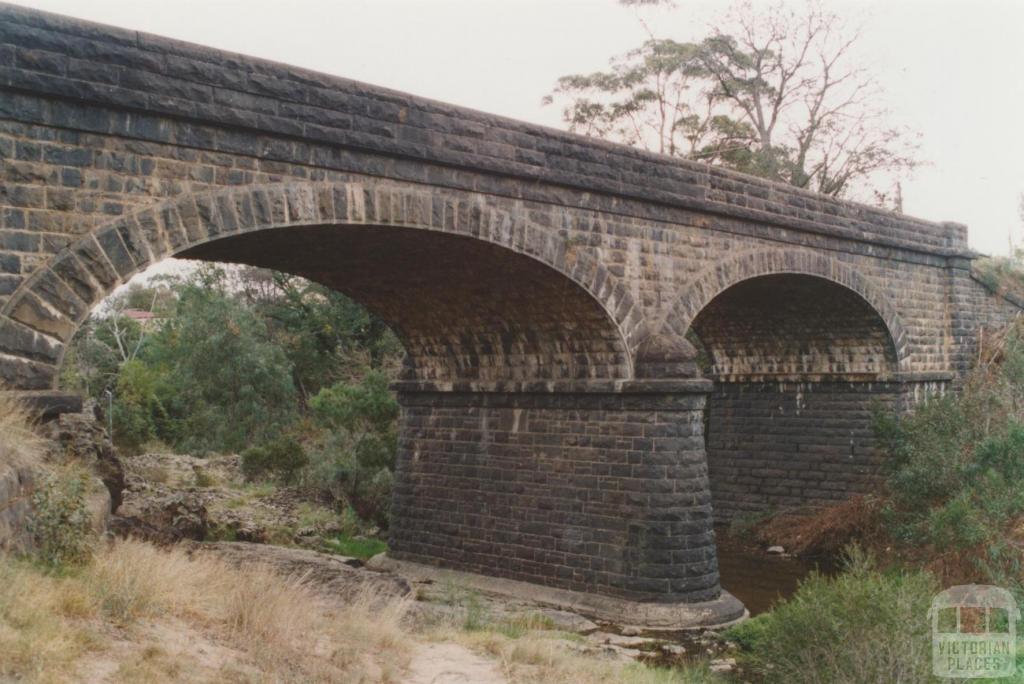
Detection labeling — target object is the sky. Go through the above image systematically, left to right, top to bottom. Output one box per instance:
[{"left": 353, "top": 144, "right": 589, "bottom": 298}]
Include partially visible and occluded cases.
[{"left": 8, "top": 0, "right": 1024, "bottom": 256}]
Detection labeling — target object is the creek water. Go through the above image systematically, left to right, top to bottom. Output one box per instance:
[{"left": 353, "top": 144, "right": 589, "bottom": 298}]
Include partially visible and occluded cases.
[{"left": 715, "top": 528, "right": 836, "bottom": 616}]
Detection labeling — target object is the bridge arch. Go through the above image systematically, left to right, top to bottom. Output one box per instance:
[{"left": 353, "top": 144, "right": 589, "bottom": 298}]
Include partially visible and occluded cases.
[
  {"left": 0, "top": 181, "right": 643, "bottom": 390},
  {"left": 660, "top": 248, "right": 910, "bottom": 374},
  {"left": 661, "top": 249, "right": 909, "bottom": 520}
]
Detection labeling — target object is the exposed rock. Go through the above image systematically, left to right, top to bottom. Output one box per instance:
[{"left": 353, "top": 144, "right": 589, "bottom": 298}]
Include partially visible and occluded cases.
[
  {"left": 1, "top": 401, "right": 122, "bottom": 552},
  {"left": 43, "top": 402, "right": 125, "bottom": 513},
  {"left": 0, "top": 450, "right": 36, "bottom": 552},
  {"left": 117, "top": 453, "right": 327, "bottom": 549},
  {"left": 84, "top": 478, "right": 113, "bottom": 538},
  {"left": 112, "top": 489, "right": 208, "bottom": 544},
  {"left": 207, "top": 507, "right": 270, "bottom": 543},
  {"left": 189, "top": 541, "right": 410, "bottom": 602},
  {"left": 766, "top": 545, "right": 786, "bottom": 555},
  {"left": 535, "top": 608, "right": 599, "bottom": 635},
  {"left": 587, "top": 631, "right": 655, "bottom": 649},
  {"left": 710, "top": 657, "right": 737, "bottom": 673}
]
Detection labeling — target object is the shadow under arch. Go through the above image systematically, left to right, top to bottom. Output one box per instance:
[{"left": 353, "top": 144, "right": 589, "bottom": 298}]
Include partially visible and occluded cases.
[
  {"left": 0, "top": 181, "right": 643, "bottom": 390},
  {"left": 658, "top": 248, "right": 910, "bottom": 375},
  {"left": 656, "top": 250, "right": 910, "bottom": 523}
]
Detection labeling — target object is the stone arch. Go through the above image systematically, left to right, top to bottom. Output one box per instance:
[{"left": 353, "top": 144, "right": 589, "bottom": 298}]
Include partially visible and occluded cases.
[
  {"left": 0, "top": 181, "right": 644, "bottom": 390},
  {"left": 658, "top": 248, "right": 910, "bottom": 373}
]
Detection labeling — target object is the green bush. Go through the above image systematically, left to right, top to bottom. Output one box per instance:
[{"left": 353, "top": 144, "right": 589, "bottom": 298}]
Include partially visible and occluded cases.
[
  {"left": 65, "top": 264, "right": 405, "bottom": 459},
  {"left": 150, "top": 273, "right": 298, "bottom": 454},
  {"left": 872, "top": 320, "right": 1024, "bottom": 590},
  {"left": 111, "top": 359, "right": 167, "bottom": 454},
  {"left": 307, "top": 372, "right": 399, "bottom": 527},
  {"left": 240, "top": 435, "right": 309, "bottom": 484},
  {"left": 29, "top": 467, "right": 95, "bottom": 569},
  {"left": 322, "top": 535, "right": 387, "bottom": 560},
  {"left": 726, "top": 548, "right": 937, "bottom": 683}
]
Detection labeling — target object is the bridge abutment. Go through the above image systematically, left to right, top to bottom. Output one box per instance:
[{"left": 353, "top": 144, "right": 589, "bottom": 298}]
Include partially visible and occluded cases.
[
  {"left": 705, "top": 375, "right": 953, "bottom": 521},
  {"left": 387, "top": 379, "right": 745, "bottom": 626}
]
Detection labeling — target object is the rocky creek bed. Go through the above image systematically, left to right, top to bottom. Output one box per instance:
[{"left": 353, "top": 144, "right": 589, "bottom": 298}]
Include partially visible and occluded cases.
[{"left": 106, "top": 450, "right": 837, "bottom": 676}]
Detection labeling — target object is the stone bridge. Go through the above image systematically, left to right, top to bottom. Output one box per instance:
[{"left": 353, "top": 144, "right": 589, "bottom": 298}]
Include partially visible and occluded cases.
[{"left": 0, "top": 4, "right": 1019, "bottom": 626}]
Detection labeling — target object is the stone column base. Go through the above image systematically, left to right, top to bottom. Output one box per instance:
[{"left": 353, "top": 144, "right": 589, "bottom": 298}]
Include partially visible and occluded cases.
[{"left": 368, "top": 554, "right": 747, "bottom": 631}]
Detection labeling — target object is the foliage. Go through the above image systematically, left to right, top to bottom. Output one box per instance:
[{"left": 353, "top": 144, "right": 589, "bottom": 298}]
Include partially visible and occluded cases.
[
  {"left": 546, "top": 0, "right": 920, "bottom": 203},
  {"left": 545, "top": 39, "right": 712, "bottom": 157},
  {"left": 974, "top": 248, "right": 1024, "bottom": 303},
  {"left": 62, "top": 262, "right": 406, "bottom": 534},
  {"left": 64, "top": 264, "right": 403, "bottom": 463},
  {"left": 144, "top": 267, "right": 298, "bottom": 454},
  {"left": 235, "top": 268, "right": 403, "bottom": 398},
  {"left": 60, "top": 281, "right": 174, "bottom": 398},
  {"left": 873, "top": 319, "right": 1024, "bottom": 589},
  {"left": 108, "top": 359, "right": 167, "bottom": 454},
  {"left": 308, "top": 371, "right": 399, "bottom": 527},
  {"left": 240, "top": 435, "right": 309, "bottom": 484},
  {"left": 29, "top": 466, "right": 95, "bottom": 569},
  {"left": 322, "top": 535, "right": 387, "bottom": 561},
  {"left": 726, "top": 547, "right": 936, "bottom": 683}
]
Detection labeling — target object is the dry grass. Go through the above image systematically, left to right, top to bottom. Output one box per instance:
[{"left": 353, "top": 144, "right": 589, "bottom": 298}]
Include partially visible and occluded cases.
[
  {"left": 973, "top": 254, "right": 1024, "bottom": 303},
  {"left": 0, "top": 389, "right": 44, "bottom": 464},
  {"left": 753, "top": 495, "right": 882, "bottom": 556},
  {"left": 0, "top": 539, "right": 413, "bottom": 683},
  {"left": 0, "top": 558, "right": 101, "bottom": 680},
  {"left": 417, "top": 585, "right": 724, "bottom": 684},
  {"left": 446, "top": 628, "right": 723, "bottom": 684}
]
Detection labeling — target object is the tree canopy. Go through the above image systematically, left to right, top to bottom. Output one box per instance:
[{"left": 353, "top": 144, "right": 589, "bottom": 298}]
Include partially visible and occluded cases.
[
  {"left": 545, "top": 0, "right": 920, "bottom": 205},
  {"left": 64, "top": 264, "right": 403, "bottom": 455}
]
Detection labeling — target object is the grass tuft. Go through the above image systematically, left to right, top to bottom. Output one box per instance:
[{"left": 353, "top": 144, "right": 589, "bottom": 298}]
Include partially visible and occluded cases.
[{"left": 322, "top": 534, "right": 387, "bottom": 560}]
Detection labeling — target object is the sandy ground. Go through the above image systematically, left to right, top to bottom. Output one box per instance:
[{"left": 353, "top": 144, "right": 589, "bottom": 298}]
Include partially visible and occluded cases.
[{"left": 403, "top": 643, "right": 507, "bottom": 684}]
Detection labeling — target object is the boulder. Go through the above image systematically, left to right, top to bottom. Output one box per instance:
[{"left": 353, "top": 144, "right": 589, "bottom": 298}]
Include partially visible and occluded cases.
[
  {"left": 43, "top": 403, "right": 125, "bottom": 513},
  {"left": 0, "top": 450, "right": 36, "bottom": 552},
  {"left": 112, "top": 489, "right": 208, "bottom": 544},
  {"left": 189, "top": 541, "right": 411, "bottom": 602},
  {"left": 536, "top": 609, "right": 599, "bottom": 634}
]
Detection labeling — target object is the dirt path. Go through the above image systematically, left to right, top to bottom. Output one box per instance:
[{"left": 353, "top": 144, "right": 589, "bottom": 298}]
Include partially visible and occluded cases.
[{"left": 403, "top": 643, "right": 507, "bottom": 684}]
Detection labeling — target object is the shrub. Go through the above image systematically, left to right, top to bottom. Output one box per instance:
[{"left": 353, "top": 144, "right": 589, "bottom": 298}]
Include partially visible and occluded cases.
[
  {"left": 973, "top": 253, "right": 1024, "bottom": 302},
  {"left": 871, "top": 320, "right": 1024, "bottom": 587},
  {"left": 111, "top": 359, "right": 167, "bottom": 454},
  {"left": 308, "top": 372, "right": 399, "bottom": 527},
  {"left": 241, "top": 435, "right": 309, "bottom": 484},
  {"left": 29, "top": 466, "right": 95, "bottom": 569},
  {"left": 193, "top": 466, "right": 217, "bottom": 488},
  {"left": 322, "top": 535, "right": 387, "bottom": 561},
  {"left": 726, "top": 548, "right": 937, "bottom": 683}
]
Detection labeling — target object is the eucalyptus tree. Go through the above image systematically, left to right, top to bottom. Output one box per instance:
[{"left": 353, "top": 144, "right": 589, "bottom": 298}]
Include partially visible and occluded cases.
[{"left": 546, "top": 0, "right": 920, "bottom": 203}]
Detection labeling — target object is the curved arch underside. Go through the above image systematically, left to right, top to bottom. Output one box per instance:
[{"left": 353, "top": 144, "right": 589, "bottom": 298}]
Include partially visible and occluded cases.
[
  {"left": 179, "top": 224, "right": 631, "bottom": 384},
  {"left": 662, "top": 248, "right": 910, "bottom": 373},
  {"left": 690, "top": 274, "right": 899, "bottom": 382},
  {"left": 691, "top": 274, "right": 902, "bottom": 520}
]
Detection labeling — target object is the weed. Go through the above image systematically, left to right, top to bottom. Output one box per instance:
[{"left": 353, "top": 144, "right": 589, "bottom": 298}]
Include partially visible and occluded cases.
[
  {"left": 29, "top": 465, "right": 95, "bottom": 569},
  {"left": 193, "top": 466, "right": 217, "bottom": 488},
  {"left": 322, "top": 534, "right": 387, "bottom": 560}
]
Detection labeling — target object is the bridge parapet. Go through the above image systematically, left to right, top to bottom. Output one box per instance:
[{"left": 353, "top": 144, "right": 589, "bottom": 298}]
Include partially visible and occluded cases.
[{"left": 0, "top": 2, "right": 968, "bottom": 270}]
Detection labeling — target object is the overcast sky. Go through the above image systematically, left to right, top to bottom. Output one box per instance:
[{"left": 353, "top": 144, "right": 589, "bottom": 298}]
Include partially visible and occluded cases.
[{"left": 9, "top": 0, "right": 1024, "bottom": 256}]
